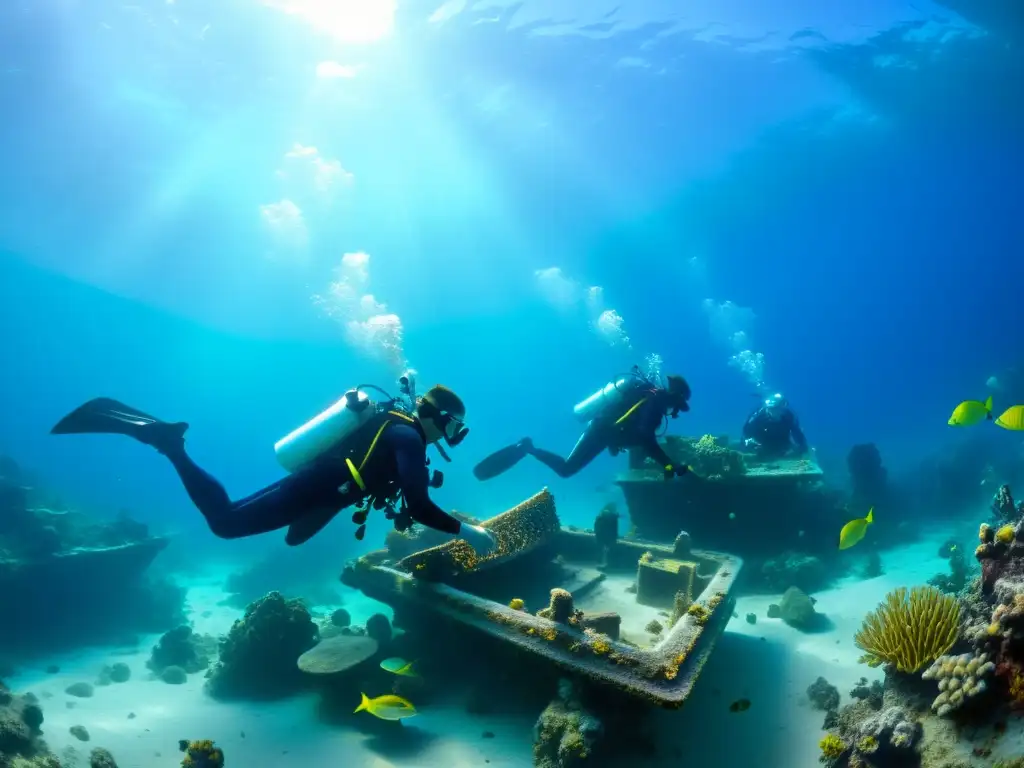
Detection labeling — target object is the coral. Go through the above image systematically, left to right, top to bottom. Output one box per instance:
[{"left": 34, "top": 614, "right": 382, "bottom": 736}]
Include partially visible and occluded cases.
[
  {"left": 691, "top": 434, "right": 746, "bottom": 479},
  {"left": 992, "top": 484, "right": 1019, "bottom": 525},
  {"left": 996, "top": 525, "right": 1017, "bottom": 544},
  {"left": 928, "top": 541, "right": 969, "bottom": 594},
  {"left": 761, "top": 552, "right": 827, "bottom": 593},
  {"left": 854, "top": 586, "right": 960, "bottom": 673},
  {"left": 767, "top": 587, "right": 822, "bottom": 631},
  {"left": 537, "top": 589, "right": 581, "bottom": 625},
  {"left": 204, "top": 591, "right": 318, "bottom": 700},
  {"left": 509, "top": 598, "right": 526, "bottom": 611},
  {"left": 686, "top": 604, "right": 709, "bottom": 626},
  {"left": 330, "top": 608, "right": 351, "bottom": 627},
  {"left": 644, "top": 620, "right": 663, "bottom": 635},
  {"left": 147, "top": 626, "right": 214, "bottom": 675},
  {"left": 921, "top": 651, "right": 995, "bottom": 715},
  {"left": 807, "top": 677, "right": 840, "bottom": 711},
  {"left": 849, "top": 677, "right": 883, "bottom": 710},
  {"left": 532, "top": 679, "right": 604, "bottom": 768},
  {"left": 0, "top": 680, "right": 54, "bottom": 766},
  {"left": 65, "top": 682, "right": 94, "bottom": 698},
  {"left": 824, "top": 704, "right": 922, "bottom": 768},
  {"left": 70, "top": 724, "right": 90, "bottom": 741},
  {"left": 818, "top": 733, "right": 846, "bottom": 762},
  {"left": 178, "top": 739, "right": 225, "bottom": 768},
  {"left": 89, "top": 747, "right": 119, "bottom": 768}
]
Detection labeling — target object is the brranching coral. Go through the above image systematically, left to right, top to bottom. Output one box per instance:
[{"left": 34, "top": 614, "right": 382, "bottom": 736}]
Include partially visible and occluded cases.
[
  {"left": 854, "top": 586, "right": 960, "bottom": 673},
  {"left": 921, "top": 651, "right": 995, "bottom": 716}
]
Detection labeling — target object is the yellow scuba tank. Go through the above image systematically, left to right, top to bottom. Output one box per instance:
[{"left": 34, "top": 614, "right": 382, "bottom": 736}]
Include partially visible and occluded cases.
[
  {"left": 573, "top": 375, "right": 642, "bottom": 422},
  {"left": 274, "top": 389, "right": 376, "bottom": 473}
]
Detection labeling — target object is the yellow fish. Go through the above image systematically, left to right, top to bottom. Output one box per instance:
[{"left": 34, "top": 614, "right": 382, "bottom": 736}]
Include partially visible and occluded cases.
[
  {"left": 947, "top": 396, "right": 993, "bottom": 426},
  {"left": 995, "top": 405, "right": 1024, "bottom": 431},
  {"left": 838, "top": 507, "right": 874, "bottom": 550},
  {"left": 380, "top": 657, "right": 418, "bottom": 677},
  {"left": 354, "top": 692, "right": 418, "bottom": 721}
]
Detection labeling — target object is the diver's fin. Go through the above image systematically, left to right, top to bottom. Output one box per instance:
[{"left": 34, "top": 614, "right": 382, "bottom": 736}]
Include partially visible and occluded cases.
[
  {"left": 50, "top": 398, "right": 188, "bottom": 451},
  {"left": 473, "top": 440, "right": 531, "bottom": 481},
  {"left": 285, "top": 505, "right": 342, "bottom": 546}
]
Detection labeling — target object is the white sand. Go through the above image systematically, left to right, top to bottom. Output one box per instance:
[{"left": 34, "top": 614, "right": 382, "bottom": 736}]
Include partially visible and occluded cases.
[{"left": 10, "top": 533, "right": 1020, "bottom": 767}]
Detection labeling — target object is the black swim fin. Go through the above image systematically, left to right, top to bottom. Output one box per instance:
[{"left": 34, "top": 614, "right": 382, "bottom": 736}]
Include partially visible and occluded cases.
[
  {"left": 50, "top": 397, "right": 188, "bottom": 453},
  {"left": 473, "top": 439, "right": 532, "bottom": 481}
]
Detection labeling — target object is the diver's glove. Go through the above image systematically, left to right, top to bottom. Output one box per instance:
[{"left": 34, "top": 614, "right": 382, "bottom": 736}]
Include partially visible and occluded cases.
[
  {"left": 663, "top": 463, "right": 694, "bottom": 481},
  {"left": 459, "top": 523, "right": 498, "bottom": 556}
]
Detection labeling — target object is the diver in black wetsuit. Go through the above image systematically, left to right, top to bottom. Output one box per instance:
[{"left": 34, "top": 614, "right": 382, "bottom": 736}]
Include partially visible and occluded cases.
[
  {"left": 474, "top": 370, "right": 694, "bottom": 481},
  {"left": 50, "top": 385, "right": 498, "bottom": 554},
  {"left": 741, "top": 393, "right": 808, "bottom": 460}
]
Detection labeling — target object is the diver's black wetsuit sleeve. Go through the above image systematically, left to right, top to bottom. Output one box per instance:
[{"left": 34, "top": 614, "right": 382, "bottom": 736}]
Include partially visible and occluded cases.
[
  {"left": 741, "top": 411, "right": 759, "bottom": 440},
  {"left": 789, "top": 414, "right": 808, "bottom": 453},
  {"left": 386, "top": 425, "right": 462, "bottom": 535},
  {"left": 638, "top": 434, "right": 676, "bottom": 470}
]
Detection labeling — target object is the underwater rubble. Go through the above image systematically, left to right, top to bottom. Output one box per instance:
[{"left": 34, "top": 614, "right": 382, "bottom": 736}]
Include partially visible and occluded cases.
[
  {"left": 613, "top": 434, "right": 858, "bottom": 591},
  {"left": 0, "top": 456, "right": 184, "bottom": 660},
  {"left": 814, "top": 484, "right": 1024, "bottom": 768},
  {"left": 343, "top": 488, "right": 741, "bottom": 709}
]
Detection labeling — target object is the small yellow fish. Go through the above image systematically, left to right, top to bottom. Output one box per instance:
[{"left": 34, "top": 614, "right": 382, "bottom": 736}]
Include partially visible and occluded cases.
[
  {"left": 947, "top": 395, "right": 993, "bottom": 426},
  {"left": 994, "top": 405, "right": 1024, "bottom": 431},
  {"left": 838, "top": 507, "right": 874, "bottom": 550},
  {"left": 380, "top": 658, "right": 418, "bottom": 677},
  {"left": 354, "top": 692, "right": 418, "bottom": 721}
]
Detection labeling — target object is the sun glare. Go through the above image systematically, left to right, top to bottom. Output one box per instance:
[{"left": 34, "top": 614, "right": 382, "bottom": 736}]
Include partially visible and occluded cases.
[{"left": 264, "top": 0, "right": 396, "bottom": 44}]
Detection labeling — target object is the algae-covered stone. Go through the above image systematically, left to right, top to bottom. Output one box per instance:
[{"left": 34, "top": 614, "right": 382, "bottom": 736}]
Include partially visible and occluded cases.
[{"left": 297, "top": 635, "right": 378, "bottom": 675}]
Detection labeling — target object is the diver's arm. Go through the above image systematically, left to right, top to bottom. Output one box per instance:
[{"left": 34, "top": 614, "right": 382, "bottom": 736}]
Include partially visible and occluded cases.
[
  {"left": 741, "top": 412, "right": 757, "bottom": 440},
  {"left": 789, "top": 415, "right": 809, "bottom": 454},
  {"left": 389, "top": 427, "right": 462, "bottom": 535},
  {"left": 638, "top": 434, "right": 687, "bottom": 479}
]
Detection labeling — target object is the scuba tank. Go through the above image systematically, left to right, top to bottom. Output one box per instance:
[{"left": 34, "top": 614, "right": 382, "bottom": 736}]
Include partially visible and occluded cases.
[
  {"left": 572, "top": 367, "right": 651, "bottom": 422},
  {"left": 273, "top": 372, "right": 419, "bottom": 474},
  {"left": 274, "top": 388, "right": 376, "bottom": 473}
]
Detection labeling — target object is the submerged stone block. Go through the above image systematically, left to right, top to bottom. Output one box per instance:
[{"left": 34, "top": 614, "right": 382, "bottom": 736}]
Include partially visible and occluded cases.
[{"left": 636, "top": 556, "right": 697, "bottom": 610}]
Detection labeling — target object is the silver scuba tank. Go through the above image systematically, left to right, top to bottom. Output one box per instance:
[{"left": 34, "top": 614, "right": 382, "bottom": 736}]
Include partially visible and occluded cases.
[
  {"left": 573, "top": 377, "right": 639, "bottom": 422},
  {"left": 274, "top": 389, "right": 375, "bottom": 473}
]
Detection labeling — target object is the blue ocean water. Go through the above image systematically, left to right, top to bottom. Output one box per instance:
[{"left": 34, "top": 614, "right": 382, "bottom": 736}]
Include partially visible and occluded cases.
[{"left": 1, "top": 1, "right": 1024, "bottom": 766}]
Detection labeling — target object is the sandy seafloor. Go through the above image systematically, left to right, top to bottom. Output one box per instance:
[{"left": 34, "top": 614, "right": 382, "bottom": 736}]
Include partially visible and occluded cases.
[{"left": 9, "top": 533, "right": 1024, "bottom": 768}]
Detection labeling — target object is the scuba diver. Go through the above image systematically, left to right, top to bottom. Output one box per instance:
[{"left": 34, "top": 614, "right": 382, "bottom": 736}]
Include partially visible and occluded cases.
[
  {"left": 474, "top": 367, "right": 694, "bottom": 481},
  {"left": 49, "top": 375, "right": 498, "bottom": 554},
  {"left": 741, "top": 392, "right": 808, "bottom": 460}
]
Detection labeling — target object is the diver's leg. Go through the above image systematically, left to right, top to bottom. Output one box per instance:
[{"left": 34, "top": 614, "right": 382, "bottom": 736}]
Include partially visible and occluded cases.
[
  {"left": 528, "top": 423, "right": 609, "bottom": 478},
  {"left": 161, "top": 445, "right": 343, "bottom": 539}
]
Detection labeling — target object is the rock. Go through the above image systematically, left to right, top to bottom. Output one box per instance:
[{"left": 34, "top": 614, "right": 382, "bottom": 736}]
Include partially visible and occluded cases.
[
  {"left": 769, "top": 587, "right": 824, "bottom": 631},
  {"left": 204, "top": 591, "right": 318, "bottom": 701},
  {"left": 330, "top": 609, "right": 351, "bottom": 627},
  {"left": 365, "top": 613, "right": 392, "bottom": 645},
  {"left": 745, "top": 613, "right": 757, "bottom": 625},
  {"left": 147, "top": 626, "right": 212, "bottom": 674},
  {"left": 296, "top": 636, "right": 379, "bottom": 675},
  {"left": 108, "top": 662, "right": 131, "bottom": 683},
  {"left": 160, "top": 666, "right": 187, "bottom": 685},
  {"left": 65, "top": 682, "right": 95, "bottom": 698},
  {"left": 70, "top": 724, "right": 91, "bottom": 741},
  {"left": 89, "top": 746, "right": 119, "bottom": 767}
]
